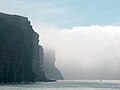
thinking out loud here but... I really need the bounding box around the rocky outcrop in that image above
[43,48,64,80]
[0,12,46,83]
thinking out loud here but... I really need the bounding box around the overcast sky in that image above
[1,0,120,79]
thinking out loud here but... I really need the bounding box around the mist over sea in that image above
[0,80,120,90]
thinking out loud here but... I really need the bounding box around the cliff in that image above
[0,12,46,83]
[43,48,64,80]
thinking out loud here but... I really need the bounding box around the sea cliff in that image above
[0,12,46,83]
[43,48,64,80]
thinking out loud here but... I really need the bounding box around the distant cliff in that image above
[43,48,64,80]
[0,12,46,83]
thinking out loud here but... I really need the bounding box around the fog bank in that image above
[33,24,120,79]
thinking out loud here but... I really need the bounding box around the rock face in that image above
[0,12,46,83]
[43,48,64,80]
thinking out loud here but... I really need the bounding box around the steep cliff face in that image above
[43,48,64,80]
[0,12,46,83]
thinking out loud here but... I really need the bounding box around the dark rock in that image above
[43,48,64,80]
[0,12,46,83]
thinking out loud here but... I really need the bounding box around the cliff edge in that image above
[0,12,46,83]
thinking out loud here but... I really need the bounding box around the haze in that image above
[33,24,120,80]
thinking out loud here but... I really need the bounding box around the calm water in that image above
[0,80,120,90]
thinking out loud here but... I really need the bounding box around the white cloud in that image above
[33,23,120,79]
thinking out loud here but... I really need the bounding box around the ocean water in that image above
[0,80,120,90]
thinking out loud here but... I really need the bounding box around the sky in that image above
[0,0,120,28]
[1,0,120,79]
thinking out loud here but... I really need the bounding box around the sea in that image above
[0,80,120,90]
